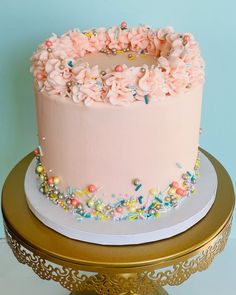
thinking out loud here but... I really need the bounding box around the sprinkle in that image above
[68,61,73,67]
[38,145,43,156]
[156,197,163,203]
[138,196,143,204]
[187,171,192,176]
[135,184,142,191]
[176,162,182,168]
[112,194,116,198]
[96,81,103,87]
[84,32,92,37]
[144,95,149,104]
[67,187,73,194]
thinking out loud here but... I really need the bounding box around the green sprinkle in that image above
[144,95,149,104]
[135,184,142,191]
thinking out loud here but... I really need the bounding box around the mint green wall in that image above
[1,0,235,237]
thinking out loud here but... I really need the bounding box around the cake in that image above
[30,23,204,222]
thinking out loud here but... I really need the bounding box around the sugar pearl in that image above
[36,166,43,173]
[133,178,140,186]
[140,67,146,73]
[120,21,127,29]
[88,184,97,193]
[171,181,179,188]
[45,40,53,47]
[114,65,123,72]
[96,204,104,212]
[101,70,106,76]
[48,177,54,184]
[168,188,176,195]
[116,206,123,213]
[129,206,136,213]
[54,177,60,185]
[36,73,44,81]
[183,35,190,42]
[176,188,184,196]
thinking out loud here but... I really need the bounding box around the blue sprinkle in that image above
[112,194,116,198]
[135,184,142,191]
[176,162,182,168]
[96,81,103,87]
[187,171,192,176]
[84,212,91,218]
[138,196,143,204]
[133,92,137,97]
[67,187,73,194]
[144,95,149,104]
[68,60,73,67]
[156,197,163,203]
[164,202,171,207]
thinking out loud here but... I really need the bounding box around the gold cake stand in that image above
[1,149,235,295]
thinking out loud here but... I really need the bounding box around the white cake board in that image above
[25,152,217,245]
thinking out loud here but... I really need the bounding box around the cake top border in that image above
[31,23,204,106]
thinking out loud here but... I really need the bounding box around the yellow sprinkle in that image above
[140,54,147,58]
[84,32,92,37]
[128,56,136,60]
[91,77,97,80]
[83,188,89,194]
[117,50,123,54]
[75,191,84,197]
[101,214,109,221]
[129,215,138,220]
[155,212,160,219]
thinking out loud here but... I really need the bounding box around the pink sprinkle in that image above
[114,65,123,72]
[120,21,127,29]
[45,40,53,47]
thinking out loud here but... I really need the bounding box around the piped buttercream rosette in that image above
[31,25,204,106]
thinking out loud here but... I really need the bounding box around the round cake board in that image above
[25,151,217,245]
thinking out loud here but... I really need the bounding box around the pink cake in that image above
[31,23,204,221]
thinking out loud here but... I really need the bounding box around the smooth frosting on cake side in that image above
[35,84,202,201]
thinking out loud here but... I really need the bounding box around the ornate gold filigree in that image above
[4,218,232,295]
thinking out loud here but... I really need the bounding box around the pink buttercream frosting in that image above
[31,25,205,106]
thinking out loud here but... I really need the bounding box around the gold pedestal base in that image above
[70,288,169,295]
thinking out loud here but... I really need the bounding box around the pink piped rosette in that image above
[31,24,205,106]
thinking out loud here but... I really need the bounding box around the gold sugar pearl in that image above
[140,67,146,73]
[101,70,106,76]
[66,81,72,87]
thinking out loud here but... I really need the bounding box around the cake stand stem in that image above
[70,287,169,295]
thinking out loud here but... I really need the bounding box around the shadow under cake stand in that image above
[1,149,235,295]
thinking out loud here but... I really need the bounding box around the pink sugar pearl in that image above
[120,21,127,29]
[172,181,179,188]
[45,40,53,47]
[88,184,97,193]
[71,198,79,207]
[176,188,184,196]
[48,177,54,184]
[183,35,190,42]
[116,206,123,213]
[36,73,44,80]
[114,65,124,72]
